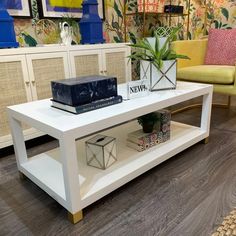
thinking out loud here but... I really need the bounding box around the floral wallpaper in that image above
[188,0,236,39]
[12,0,236,47]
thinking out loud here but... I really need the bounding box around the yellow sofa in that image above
[171,39,236,97]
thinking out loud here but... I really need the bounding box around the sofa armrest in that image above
[171,39,208,69]
[234,66,236,87]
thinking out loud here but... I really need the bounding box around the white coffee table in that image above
[7,81,213,223]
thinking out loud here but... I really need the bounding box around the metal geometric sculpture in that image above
[86,134,116,169]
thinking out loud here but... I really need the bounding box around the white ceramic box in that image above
[86,134,117,169]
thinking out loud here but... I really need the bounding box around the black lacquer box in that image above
[51,75,118,106]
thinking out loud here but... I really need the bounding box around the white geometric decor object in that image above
[140,60,177,91]
[155,27,174,37]
[86,134,117,170]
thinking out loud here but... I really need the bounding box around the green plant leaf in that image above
[162,49,172,60]
[129,42,150,51]
[128,32,137,44]
[148,23,154,30]
[214,20,219,28]
[111,14,120,30]
[221,7,229,20]
[166,53,190,60]
[137,112,160,126]
[128,51,152,61]
[207,12,214,20]
[154,31,159,53]
[114,2,123,18]
[143,38,156,56]
[113,36,122,43]
[187,31,192,40]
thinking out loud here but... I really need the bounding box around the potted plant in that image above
[128,27,190,91]
[137,112,160,133]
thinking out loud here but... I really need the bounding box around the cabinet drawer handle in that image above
[25,81,30,85]
[104,70,107,73]
[100,70,103,74]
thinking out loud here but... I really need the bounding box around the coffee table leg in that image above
[19,171,27,180]
[202,137,209,144]
[200,91,213,141]
[9,116,28,169]
[68,210,83,224]
[59,135,82,223]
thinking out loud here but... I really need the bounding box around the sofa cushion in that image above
[177,65,235,85]
[204,28,236,66]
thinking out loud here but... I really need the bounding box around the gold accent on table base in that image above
[19,172,27,180]
[68,210,83,224]
[202,137,209,144]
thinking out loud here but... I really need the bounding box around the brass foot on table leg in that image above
[68,210,83,224]
[19,171,27,180]
[202,137,209,144]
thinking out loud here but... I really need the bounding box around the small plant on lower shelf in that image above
[137,112,159,133]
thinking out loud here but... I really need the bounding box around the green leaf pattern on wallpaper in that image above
[31,0,39,25]
[13,0,236,46]
[105,0,125,42]
[205,0,233,32]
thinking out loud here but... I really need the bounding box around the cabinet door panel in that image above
[70,50,102,77]
[0,56,31,137]
[103,47,131,84]
[27,52,69,100]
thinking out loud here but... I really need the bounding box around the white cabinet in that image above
[0,55,32,147]
[69,44,131,84]
[0,43,131,148]
[26,52,70,100]
[70,49,103,77]
[0,50,70,148]
[103,47,131,83]
[7,82,213,223]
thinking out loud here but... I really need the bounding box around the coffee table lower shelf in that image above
[19,121,207,213]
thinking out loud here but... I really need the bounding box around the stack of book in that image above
[51,96,122,114]
[127,109,171,152]
[50,75,123,114]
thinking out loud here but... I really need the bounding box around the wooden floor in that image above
[1,100,236,235]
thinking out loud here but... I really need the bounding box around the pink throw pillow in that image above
[204,28,236,66]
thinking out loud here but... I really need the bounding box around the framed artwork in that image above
[38,0,105,20]
[4,0,32,18]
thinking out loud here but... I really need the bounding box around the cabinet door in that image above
[26,52,70,100]
[103,47,131,84]
[0,55,32,142]
[69,50,103,77]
